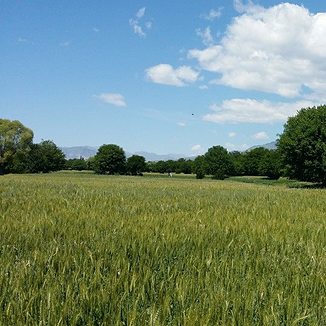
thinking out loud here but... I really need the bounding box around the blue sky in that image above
[1,0,326,155]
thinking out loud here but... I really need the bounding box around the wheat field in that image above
[0,172,325,325]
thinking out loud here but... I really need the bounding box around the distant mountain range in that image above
[247,141,277,151]
[60,146,189,161]
[61,141,277,161]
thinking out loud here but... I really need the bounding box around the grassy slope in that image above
[0,173,325,325]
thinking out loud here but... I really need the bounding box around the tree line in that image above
[1,104,326,184]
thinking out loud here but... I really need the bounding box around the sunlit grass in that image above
[0,173,325,325]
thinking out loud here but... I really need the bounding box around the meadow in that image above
[0,172,325,325]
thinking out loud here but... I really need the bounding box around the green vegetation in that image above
[0,119,33,174]
[94,144,126,175]
[278,105,326,185]
[1,173,325,325]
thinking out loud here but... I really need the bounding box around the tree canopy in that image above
[94,144,126,175]
[28,140,66,173]
[0,119,33,174]
[127,155,146,175]
[204,145,233,179]
[278,105,326,184]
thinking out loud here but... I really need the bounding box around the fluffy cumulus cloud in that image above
[96,93,127,107]
[252,131,269,140]
[203,99,315,123]
[189,2,326,99]
[146,64,199,87]
[129,7,152,37]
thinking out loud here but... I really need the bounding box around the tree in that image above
[65,158,87,171]
[278,105,326,184]
[127,155,146,175]
[204,146,233,179]
[0,119,33,174]
[94,144,126,175]
[193,155,206,179]
[258,149,282,179]
[175,158,193,174]
[229,151,245,176]
[242,147,270,176]
[27,140,66,173]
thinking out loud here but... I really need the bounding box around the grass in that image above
[0,172,325,325]
[228,176,316,188]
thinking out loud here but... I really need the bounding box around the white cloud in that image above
[189,3,326,99]
[199,85,208,90]
[233,0,262,14]
[129,19,145,37]
[228,132,237,138]
[96,93,127,107]
[252,131,269,140]
[146,64,199,87]
[92,27,100,33]
[130,7,151,37]
[136,7,146,19]
[178,122,186,127]
[191,144,202,152]
[203,98,315,123]
[196,27,214,46]
[201,8,223,21]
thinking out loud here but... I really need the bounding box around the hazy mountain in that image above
[247,141,277,151]
[133,151,187,161]
[61,146,187,161]
[61,142,277,161]
[60,146,98,159]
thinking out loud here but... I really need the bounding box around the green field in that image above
[0,173,325,325]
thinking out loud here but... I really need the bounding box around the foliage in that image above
[0,173,325,325]
[175,158,193,174]
[27,140,66,173]
[65,158,88,171]
[229,151,245,176]
[94,144,126,175]
[204,145,233,179]
[126,155,146,175]
[0,119,33,174]
[193,155,206,179]
[258,149,282,179]
[242,147,270,176]
[278,105,326,184]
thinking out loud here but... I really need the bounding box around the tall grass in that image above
[0,173,325,325]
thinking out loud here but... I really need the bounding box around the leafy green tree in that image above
[175,158,193,174]
[278,105,326,184]
[0,119,33,174]
[27,140,65,173]
[193,155,206,179]
[94,144,126,175]
[258,149,283,179]
[154,160,167,174]
[242,147,270,176]
[86,157,96,171]
[204,146,233,179]
[127,155,146,175]
[65,158,87,171]
[229,151,245,176]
